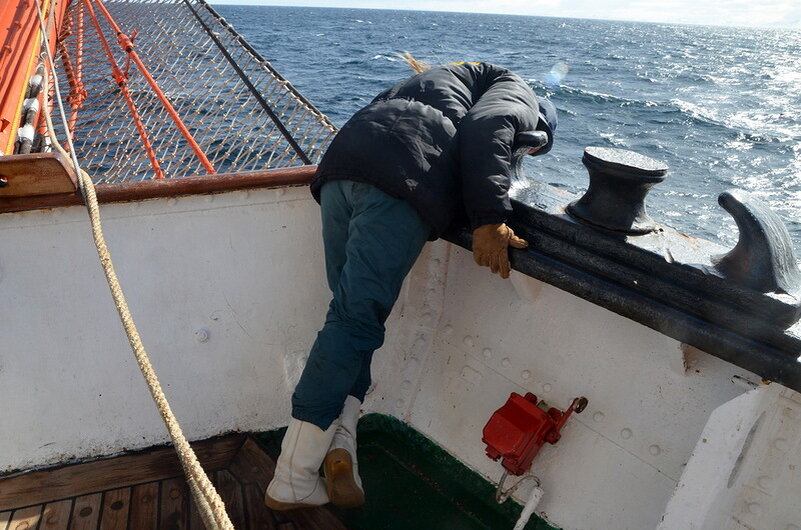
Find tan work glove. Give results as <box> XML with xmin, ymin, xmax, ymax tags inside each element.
<box><xmin>472</xmin><ymin>223</ymin><xmax>528</xmax><ymax>279</ymax></box>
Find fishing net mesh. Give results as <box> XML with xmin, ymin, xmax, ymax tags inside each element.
<box><xmin>51</xmin><ymin>0</ymin><xmax>336</xmax><ymax>183</ymax></box>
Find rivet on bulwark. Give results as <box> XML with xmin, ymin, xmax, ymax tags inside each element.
<box><xmin>542</xmin><ymin>383</ymin><xmax>552</xmax><ymax>393</ymax></box>
<box><xmin>482</xmin><ymin>348</ymin><xmax>492</xmax><ymax>359</ymax></box>
<box><xmin>593</xmin><ymin>411</ymin><xmax>604</xmax><ymax>423</ymax></box>
<box><xmin>620</xmin><ymin>428</ymin><xmax>633</xmax><ymax>439</ymax></box>
<box><xmin>463</xmin><ymin>336</ymin><xmax>474</xmax><ymax>347</ymax></box>
<box><xmin>649</xmin><ymin>444</ymin><xmax>661</xmax><ymax>456</ymax></box>
<box><xmin>195</xmin><ymin>328</ymin><xmax>210</xmax><ymax>343</ymax></box>
<box><xmin>567</xmin><ymin>147</ymin><xmax>668</xmax><ymax>234</ymax></box>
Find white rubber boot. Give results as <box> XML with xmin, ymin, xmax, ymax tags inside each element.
<box><xmin>324</xmin><ymin>395</ymin><xmax>365</xmax><ymax>508</ymax></box>
<box><xmin>264</xmin><ymin>418</ymin><xmax>337</xmax><ymax>510</ymax></box>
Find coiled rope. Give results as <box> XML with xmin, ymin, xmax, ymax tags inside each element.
<box><xmin>34</xmin><ymin>1</ymin><xmax>233</xmax><ymax>528</ymax></box>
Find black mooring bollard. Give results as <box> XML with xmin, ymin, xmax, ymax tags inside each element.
<box><xmin>567</xmin><ymin>147</ymin><xmax>668</xmax><ymax>234</ymax></box>
<box><xmin>714</xmin><ymin>189</ymin><xmax>801</xmax><ymax>299</ymax></box>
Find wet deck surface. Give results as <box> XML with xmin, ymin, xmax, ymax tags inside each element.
<box><xmin>0</xmin><ymin>435</ymin><xmax>345</xmax><ymax>530</ymax></box>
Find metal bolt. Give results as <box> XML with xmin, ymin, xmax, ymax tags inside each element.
<box><xmin>195</xmin><ymin>328</ymin><xmax>210</xmax><ymax>343</ymax></box>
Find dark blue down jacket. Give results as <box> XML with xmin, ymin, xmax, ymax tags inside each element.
<box><xmin>311</xmin><ymin>62</ymin><xmax>557</xmax><ymax>238</ymax></box>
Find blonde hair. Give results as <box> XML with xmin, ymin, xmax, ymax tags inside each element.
<box><xmin>398</xmin><ymin>52</ymin><xmax>431</xmax><ymax>73</ymax></box>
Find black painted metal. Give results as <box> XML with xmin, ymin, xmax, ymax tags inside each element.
<box><xmin>567</xmin><ymin>147</ymin><xmax>668</xmax><ymax>234</ymax></box>
<box><xmin>444</xmin><ymin>167</ymin><xmax>801</xmax><ymax>394</ymax></box>
<box><xmin>714</xmin><ymin>189</ymin><xmax>801</xmax><ymax>301</ymax></box>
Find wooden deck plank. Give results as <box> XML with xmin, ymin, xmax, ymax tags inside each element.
<box><xmin>7</xmin><ymin>506</ymin><xmax>42</xmax><ymax>530</ymax></box>
<box><xmin>242</xmin><ymin>484</ymin><xmax>279</xmax><ymax>530</ymax></box>
<box><xmin>228</xmin><ymin>439</ymin><xmax>276</xmax><ymax>490</ymax></box>
<box><xmin>159</xmin><ymin>477</ymin><xmax>188</xmax><ymax>530</ymax></box>
<box><xmin>212</xmin><ymin>470</ymin><xmax>246</xmax><ymax>530</ymax></box>
<box><xmin>99</xmin><ymin>488</ymin><xmax>131</xmax><ymax>530</ymax></box>
<box><xmin>187</xmin><ymin>494</ymin><xmax>203</xmax><ymax>530</ymax></box>
<box><xmin>40</xmin><ymin>500</ymin><xmax>73</xmax><ymax>530</ymax></box>
<box><xmin>0</xmin><ymin>436</ymin><xmax>348</xmax><ymax>530</ymax></box>
<box><xmin>0</xmin><ymin>435</ymin><xmax>245</xmax><ymax>511</ymax></box>
<box><xmin>128</xmin><ymin>483</ymin><xmax>159</xmax><ymax>530</ymax></box>
<box><xmin>69</xmin><ymin>494</ymin><xmax>101</xmax><ymax>530</ymax></box>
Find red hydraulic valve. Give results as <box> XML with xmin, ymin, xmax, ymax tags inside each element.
<box><xmin>483</xmin><ymin>392</ymin><xmax>588</xmax><ymax>476</ymax></box>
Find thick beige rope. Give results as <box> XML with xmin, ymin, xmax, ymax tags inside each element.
<box><xmin>34</xmin><ymin>3</ymin><xmax>234</xmax><ymax>528</ymax></box>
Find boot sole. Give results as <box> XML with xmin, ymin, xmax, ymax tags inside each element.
<box><xmin>324</xmin><ymin>448</ymin><xmax>366</xmax><ymax>508</ymax></box>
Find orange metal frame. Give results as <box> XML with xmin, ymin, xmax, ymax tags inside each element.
<box><xmin>0</xmin><ymin>0</ymin><xmax>71</xmax><ymax>155</ymax></box>
<box><xmin>2</xmin><ymin>0</ymin><xmax>216</xmax><ymax>180</ymax></box>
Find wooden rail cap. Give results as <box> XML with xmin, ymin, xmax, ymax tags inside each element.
<box><xmin>0</xmin><ymin>164</ymin><xmax>317</xmax><ymax>214</ymax></box>
<box><xmin>0</xmin><ymin>153</ymin><xmax>78</xmax><ymax>198</ymax></box>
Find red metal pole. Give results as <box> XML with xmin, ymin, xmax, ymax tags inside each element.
<box><xmin>91</xmin><ymin>0</ymin><xmax>216</xmax><ymax>175</ymax></box>
<box><xmin>84</xmin><ymin>0</ymin><xmax>164</xmax><ymax>179</ymax></box>
<box><xmin>58</xmin><ymin>14</ymin><xmax>86</xmax><ymax>135</ymax></box>
<box><xmin>66</xmin><ymin>0</ymin><xmax>86</xmax><ymax>133</ymax></box>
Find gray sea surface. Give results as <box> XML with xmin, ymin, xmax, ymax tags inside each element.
<box><xmin>216</xmin><ymin>5</ymin><xmax>801</xmax><ymax>252</ymax></box>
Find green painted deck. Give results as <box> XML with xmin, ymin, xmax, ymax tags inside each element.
<box><xmin>259</xmin><ymin>413</ymin><xmax>557</xmax><ymax>530</ymax></box>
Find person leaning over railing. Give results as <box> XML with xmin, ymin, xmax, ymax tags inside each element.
<box><xmin>265</xmin><ymin>57</ymin><xmax>558</xmax><ymax>511</ymax></box>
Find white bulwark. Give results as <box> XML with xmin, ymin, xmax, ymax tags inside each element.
<box><xmin>2</xmin><ymin>186</ymin><xmax>799</xmax><ymax>529</ymax></box>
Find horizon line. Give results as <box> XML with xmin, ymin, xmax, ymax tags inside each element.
<box><xmin>207</xmin><ymin>2</ymin><xmax>801</xmax><ymax>30</ymax></box>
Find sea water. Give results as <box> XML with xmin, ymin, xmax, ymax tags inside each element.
<box><xmin>216</xmin><ymin>5</ymin><xmax>801</xmax><ymax>253</ymax></box>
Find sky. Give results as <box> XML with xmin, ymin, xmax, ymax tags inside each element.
<box><xmin>209</xmin><ymin>0</ymin><xmax>801</xmax><ymax>28</ymax></box>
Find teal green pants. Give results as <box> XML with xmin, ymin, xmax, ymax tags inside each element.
<box><xmin>292</xmin><ymin>180</ymin><xmax>431</xmax><ymax>430</ymax></box>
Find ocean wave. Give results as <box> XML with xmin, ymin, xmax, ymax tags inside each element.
<box><xmin>551</xmin><ymin>84</ymin><xmax>797</xmax><ymax>141</ymax></box>
<box><xmin>668</xmin><ymin>99</ymin><xmax>724</xmax><ymax>126</ymax></box>
<box><xmin>551</xmin><ymin>84</ymin><xmax>658</xmax><ymax>108</ymax></box>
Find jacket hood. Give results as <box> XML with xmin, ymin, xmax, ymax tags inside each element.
<box><xmin>533</xmin><ymin>97</ymin><xmax>558</xmax><ymax>156</ymax></box>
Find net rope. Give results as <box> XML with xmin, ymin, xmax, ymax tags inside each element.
<box><xmin>50</xmin><ymin>0</ymin><xmax>336</xmax><ymax>183</ymax></box>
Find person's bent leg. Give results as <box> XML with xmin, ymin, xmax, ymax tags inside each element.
<box><xmin>265</xmin><ymin>181</ymin><xmax>354</xmax><ymax>510</ymax></box>
<box><xmin>293</xmin><ymin>182</ymin><xmax>430</xmax><ymax>507</ymax></box>
<box><xmin>292</xmin><ymin>181</ymin><xmax>430</xmax><ymax>429</ymax></box>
